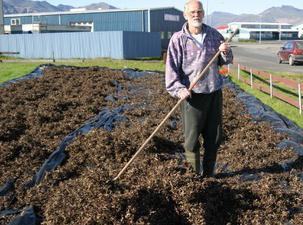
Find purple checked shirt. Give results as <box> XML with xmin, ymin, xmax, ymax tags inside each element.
<box><xmin>165</xmin><ymin>23</ymin><xmax>233</xmax><ymax>98</ymax></box>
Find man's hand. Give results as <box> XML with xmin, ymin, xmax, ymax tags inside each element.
<box><xmin>178</xmin><ymin>88</ymin><xmax>191</xmax><ymax>100</ymax></box>
<box><xmin>219</xmin><ymin>41</ymin><xmax>230</xmax><ymax>55</ymax></box>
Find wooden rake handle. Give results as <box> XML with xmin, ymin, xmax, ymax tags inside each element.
<box><xmin>113</xmin><ymin>29</ymin><xmax>238</xmax><ymax>181</ymax></box>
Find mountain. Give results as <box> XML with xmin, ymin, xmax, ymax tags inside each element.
<box><xmin>3</xmin><ymin>0</ymin><xmax>117</xmax><ymax>14</ymax></box>
<box><xmin>84</xmin><ymin>2</ymin><xmax>116</xmax><ymax>10</ymax></box>
<box><xmin>209</xmin><ymin>5</ymin><xmax>303</xmax><ymax>27</ymax></box>
<box><xmin>56</xmin><ymin>4</ymin><xmax>73</xmax><ymax>12</ymax></box>
<box><xmin>206</xmin><ymin>12</ymin><xmax>238</xmax><ymax>27</ymax></box>
<box><xmin>260</xmin><ymin>5</ymin><xmax>303</xmax><ymax>25</ymax></box>
<box><xmin>4</xmin><ymin>0</ymin><xmax>60</xmax><ymax>13</ymax></box>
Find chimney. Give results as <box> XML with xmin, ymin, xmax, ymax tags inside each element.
<box><xmin>0</xmin><ymin>0</ymin><xmax>4</xmax><ymax>34</ymax></box>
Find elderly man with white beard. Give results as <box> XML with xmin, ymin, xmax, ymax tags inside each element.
<box><xmin>165</xmin><ymin>0</ymin><xmax>233</xmax><ymax>177</ymax></box>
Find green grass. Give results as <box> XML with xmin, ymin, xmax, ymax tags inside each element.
<box><xmin>230</xmin><ymin>76</ymin><xmax>303</xmax><ymax>128</ymax></box>
<box><xmin>0</xmin><ymin>62</ymin><xmax>41</xmax><ymax>83</ymax></box>
<box><xmin>239</xmin><ymin>70</ymin><xmax>299</xmax><ymax>100</ymax></box>
<box><xmin>266</xmin><ymin>71</ymin><xmax>303</xmax><ymax>83</ymax></box>
<box><xmin>0</xmin><ymin>58</ymin><xmax>165</xmax><ymax>83</ymax></box>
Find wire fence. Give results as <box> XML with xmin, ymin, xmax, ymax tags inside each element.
<box><xmin>225</xmin><ymin>64</ymin><xmax>302</xmax><ymax>115</ymax></box>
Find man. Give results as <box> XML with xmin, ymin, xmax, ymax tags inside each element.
<box><xmin>165</xmin><ymin>0</ymin><xmax>233</xmax><ymax>177</ymax></box>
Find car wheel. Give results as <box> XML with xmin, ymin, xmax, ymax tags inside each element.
<box><xmin>277</xmin><ymin>54</ymin><xmax>282</xmax><ymax>64</ymax></box>
<box><xmin>289</xmin><ymin>56</ymin><xmax>294</xmax><ymax>66</ymax></box>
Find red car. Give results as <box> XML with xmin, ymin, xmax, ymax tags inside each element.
<box><xmin>277</xmin><ymin>40</ymin><xmax>303</xmax><ymax>66</ymax></box>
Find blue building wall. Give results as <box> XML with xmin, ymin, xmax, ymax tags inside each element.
<box><xmin>3</xmin><ymin>8</ymin><xmax>184</xmax><ymax>54</ymax></box>
<box><xmin>150</xmin><ymin>8</ymin><xmax>185</xmax><ymax>31</ymax></box>
<box><xmin>123</xmin><ymin>31</ymin><xmax>160</xmax><ymax>59</ymax></box>
<box><xmin>150</xmin><ymin>8</ymin><xmax>185</xmax><ymax>49</ymax></box>
<box><xmin>0</xmin><ymin>31</ymin><xmax>161</xmax><ymax>59</ymax></box>
<box><xmin>3</xmin><ymin>8</ymin><xmax>184</xmax><ymax>34</ymax></box>
<box><xmin>60</xmin><ymin>11</ymin><xmax>145</xmax><ymax>31</ymax></box>
<box><xmin>34</xmin><ymin>15</ymin><xmax>60</xmax><ymax>24</ymax></box>
<box><xmin>4</xmin><ymin>10</ymin><xmax>149</xmax><ymax>32</ymax></box>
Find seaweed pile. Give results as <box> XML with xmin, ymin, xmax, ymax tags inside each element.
<box><xmin>0</xmin><ymin>66</ymin><xmax>302</xmax><ymax>225</ymax></box>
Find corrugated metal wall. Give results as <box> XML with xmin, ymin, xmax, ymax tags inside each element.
<box><xmin>150</xmin><ymin>8</ymin><xmax>185</xmax><ymax>49</ymax></box>
<box><xmin>61</xmin><ymin>11</ymin><xmax>145</xmax><ymax>32</ymax></box>
<box><xmin>5</xmin><ymin>10</ymin><xmax>147</xmax><ymax>32</ymax></box>
<box><xmin>123</xmin><ymin>31</ymin><xmax>160</xmax><ymax>59</ymax></box>
<box><xmin>0</xmin><ymin>31</ymin><xmax>161</xmax><ymax>59</ymax></box>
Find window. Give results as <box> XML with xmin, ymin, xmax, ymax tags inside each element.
<box><xmin>241</xmin><ymin>24</ymin><xmax>259</xmax><ymax>29</ymax></box>
<box><xmin>284</xmin><ymin>42</ymin><xmax>293</xmax><ymax>49</ymax></box>
<box><xmin>11</xmin><ymin>18</ymin><xmax>21</xmax><ymax>25</ymax></box>
<box><xmin>164</xmin><ymin>14</ymin><xmax>180</xmax><ymax>22</ymax></box>
<box><xmin>281</xmin><ymin>25</ymin><xmax>292</xmax><ymax>29</ymax></box>
<box><xmin>167</xmin><ymin>32</ymin><xmax>172</xmax><ymax>39</ymax></box>
<box><xmin>33</xmin><ymin>16</ymin><xmax>41</xmax><ymax>23</ymax></box>
<box><xmin>160</xmin><ymin>31</ymin><xmax>165</xmax><ymax>39</ymax></box>
<box><xmin>261</xmin><ymin>25</ymin><xmax>278</xmax><ymax>29</ymax></box>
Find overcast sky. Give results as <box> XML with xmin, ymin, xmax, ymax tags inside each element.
<box><xmin>42</xmin><ymin>0</ymin><xmax>303</xmax><ymax>15</ymax></box>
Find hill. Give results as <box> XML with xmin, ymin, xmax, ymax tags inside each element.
<box><xmin>3</xmin><ymin>0</ymin><xmax>116</xmax><ymax>14</ymax></box>
<box><xmin>208</xmin><ymin>5</ymin><xmax>303</xmax><ymax>26</ymax></box>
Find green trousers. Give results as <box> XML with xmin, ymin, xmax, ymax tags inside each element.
<box><xmin>180</xmin><ymin>89</ymin><xmax>223</xmax><ymax>175</ymax></box>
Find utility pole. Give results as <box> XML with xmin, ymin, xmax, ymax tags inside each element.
<box><xmin>0</xmin><ymin>0</ymin><xmax>4</xmax><ymax>34</ymax></box>
<box><xmin>279</xmin><ymin>24</ymin><xmax>281</xmax><ymax>41</ymax></box>
<box><xmin>205</xmin><ymin>0</ymin><xmax>208</xmax><ymax>25</ymax></box>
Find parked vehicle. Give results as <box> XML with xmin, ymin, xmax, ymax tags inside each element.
<box><xmin>277</xmin><ymin>40</ymin><xmax>303</xmax><ymax>66</ymax></box>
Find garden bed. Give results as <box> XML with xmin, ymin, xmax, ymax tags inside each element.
<box><xmin>0</xmin><ymin>66</ymin><xmax>302</xmax><ymax>225</ymax></box>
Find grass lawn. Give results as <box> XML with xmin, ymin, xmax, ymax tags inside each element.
<box><xmin>0</xmin><ymin>62</ymin><xmax>41</xmax><ymax>83</ymax></box>
<box><xmin>0</xmin><ymin>58</ymin><xmax>165</xmax><ymax>83</ymax></box>
<box><xmin>230</xmin><ymin>75</ymin><xmax>303</xmax><ymax>128</ymax></box>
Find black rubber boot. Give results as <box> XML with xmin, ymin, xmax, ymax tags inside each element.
<box><xmin>202</xmin><ymin>160</ymin><xmax>216</xmax><ymax>177</ymax></box>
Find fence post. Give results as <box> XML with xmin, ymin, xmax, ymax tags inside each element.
<box><xmin>299</xmin><ymin>83</ymin><xmax>302</xmax><ymax>115</ymax></box>
<box><xmin>237</xmin><ymin>64</ymin><xmax>240</xmax><ymax>80</ymax></box>
<box><xmin>250</xmin><ymin>68</ymin><xmax>253</xmax><ymax>88</ymax></box>
<box><xmin>52</xmin><ymin>51</ymin><xmax>55</xmax><ymax>63</ymax></box>
<box><xmin>270</xmin><ymin>74</ymin><xmax>273</xmax><ymax>98</ymax></box>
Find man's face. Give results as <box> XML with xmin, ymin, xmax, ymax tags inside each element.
<box><xmin>184</xmin><ymin>1</ymin><xmax>204</xmax><ymax>28</ymax></box>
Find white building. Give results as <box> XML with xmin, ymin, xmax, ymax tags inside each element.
<box><xmin>219</xmin><ymin>22</ymin><xmax>299</xmax><ymax>41</ymax></box>
<box><xmin>4</xmin><ymin>23</ymin><xmax>91</xmax><ymax>34</ymax></box>
<box><xmin>293</xmin><ymin>24</ymin><xmax>303</xmax><ymax>38</ymax></box>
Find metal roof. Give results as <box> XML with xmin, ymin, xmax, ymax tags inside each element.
<box><xmin>4</xmin><ymin>7</ymin><xmax>182</xmax><ymax>17</ymax></box>
<box><xmin>229</xmin><ymin>22</ymin><xmax>292</xmax><ymax>26</ymax></box>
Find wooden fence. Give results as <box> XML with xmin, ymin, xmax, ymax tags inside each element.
<box><xmin>226</xmin><ymin>64</ymin><xmax>302</xmax><ymax>115</ymax></box>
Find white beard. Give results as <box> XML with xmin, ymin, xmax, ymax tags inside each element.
<box><xmin>191</xmin><ymin>20</ymin><xmax>202</xmax><ymax>28</ymax></box>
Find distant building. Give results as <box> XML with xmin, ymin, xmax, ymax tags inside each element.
<box><xmin>219</xmin><ymin>22</ymin><xmax>299</xmax><ymax>41</ymax></box>
<box><xmin>7</xmin><ymin>23</ymin><xmax>91</xmax><ymax>34</ymax></box>
<box><xmin>293</xmin><ymin>24</ymin><xmax>303</xmax><ymax>39</ymax></box>
<box><xmin>215</xmin><ymin>24</ymin><xmax>229</xmax><ymax>39</ymax></box>
<box><xmin>3</xmin><ymin>7</ymin><xmax>185</xmax><ymax>49</ymax></box>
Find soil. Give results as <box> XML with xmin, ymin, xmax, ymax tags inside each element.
<box><xmin>0</xmin><ymin>66</ymin><xmax>302</xmax><ymax>225</ymax></box>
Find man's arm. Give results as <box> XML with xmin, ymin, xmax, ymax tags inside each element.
<box><xmin>218</xmin><ymin>40</ymin><xmax>233</xmax><ymax>66</ymax></box>
<box><xmin>165</xmin><ymin>35</ymin><xmax>188</xmax><ymax>98</ymax></box>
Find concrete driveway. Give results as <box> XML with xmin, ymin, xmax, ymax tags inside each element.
<box><xmin>231</xmin><ymin>41</ymin><xmax>303</xmax><ymax>75</ymax></box>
